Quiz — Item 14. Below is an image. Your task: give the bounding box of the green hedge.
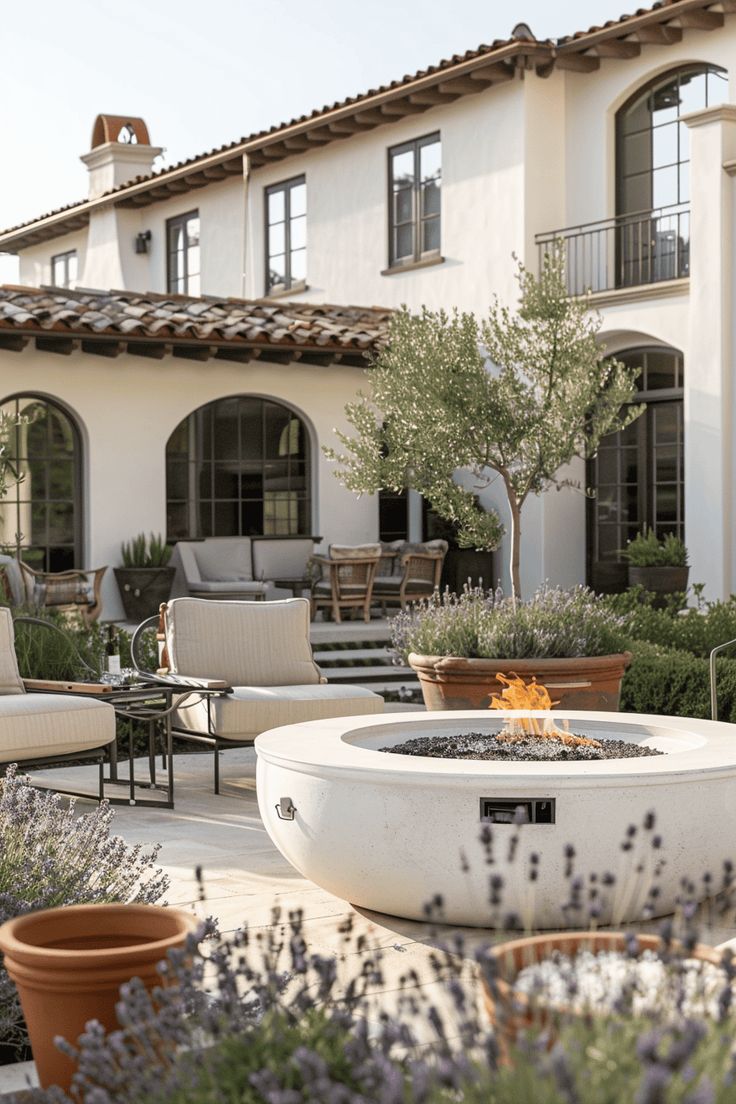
[621,648,736,723]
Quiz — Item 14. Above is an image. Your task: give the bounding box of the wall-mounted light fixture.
[134,230,152,255]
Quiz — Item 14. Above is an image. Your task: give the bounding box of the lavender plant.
[0,766,168,1057]
[392,585,628,663]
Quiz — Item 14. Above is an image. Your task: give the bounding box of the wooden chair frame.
[309,555,379,623]
[375,550,445,612]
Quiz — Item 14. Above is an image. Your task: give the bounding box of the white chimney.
[81,115,163,199]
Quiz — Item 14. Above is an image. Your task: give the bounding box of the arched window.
[166,396,311,540]
[0,395,83,572]
[588,347,684,592]
[616,64,726,285]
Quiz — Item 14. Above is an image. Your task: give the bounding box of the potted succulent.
[392,585,631,711]
[114,533,174,622]
[624,528,689,599]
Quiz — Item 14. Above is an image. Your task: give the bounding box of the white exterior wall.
[19,228,88,288]
[11,20,736,600]
[0,348,375,619]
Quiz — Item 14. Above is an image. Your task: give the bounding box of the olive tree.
[326,249,644,599]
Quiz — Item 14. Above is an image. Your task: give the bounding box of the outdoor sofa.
[170,537,317,601]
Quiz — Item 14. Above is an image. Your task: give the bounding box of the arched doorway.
[616,63,726,286]
[166,395,312,540]
[0,395,83,571]
[588,346,684,592]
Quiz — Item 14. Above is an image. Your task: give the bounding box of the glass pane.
[707,68,728,105]
[394,186,413,224]
[290,182,306,218]
[269,222,286,256]
[653,403,678,445]
[213,468,239,497]
[644,351,677,390]
[652,122,678,169]
[48,503,73,544]
[420,139,441,183]
[214,501,240,536]
[198,463,213,497]
[166,462,189,499]
[678,120,689,162]
[422,217,440,253]
[622,448,638,484]
[186,216,200,248]
[169,224,185,253]
[654,484,678,524]
[391,149,414,187]
[678,70,708,115]
[422,180,441,217]
[396,224,413,260]
[166,502,188,540]
[620,172,651,215]
[290,214,306,251]
[240,400,263,459]
[596,448,618,484]
[187,272,200,296]
[620,131,651,179]
[268,189,285,224]
[268,255,286,289]
[621,90,650,135]
[654,444,678,484]
[48,460,73,499]
[652,165,678,208]
[67,253,78,284]
[264,402,291,458]
[651,77,679,125]
[213,399,240,459]
[290,248,307,282]
[679,161,689,205]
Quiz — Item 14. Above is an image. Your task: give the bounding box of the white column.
[684,105,736,599]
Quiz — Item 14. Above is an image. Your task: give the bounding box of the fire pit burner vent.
[480,797,556,824]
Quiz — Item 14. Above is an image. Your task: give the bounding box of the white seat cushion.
[0,694,116,762]
[191,580,266,594]
[174,683,383,740]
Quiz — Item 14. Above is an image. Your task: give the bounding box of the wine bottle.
[106,625,121,675]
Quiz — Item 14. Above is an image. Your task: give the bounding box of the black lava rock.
[380,731,664,762]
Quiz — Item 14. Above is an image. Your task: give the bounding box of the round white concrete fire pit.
[255,711,736,929]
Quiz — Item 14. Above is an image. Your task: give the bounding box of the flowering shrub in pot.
[392,585,632,711]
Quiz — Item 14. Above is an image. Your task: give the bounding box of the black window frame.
[587,346,684,593]
[50,250,78,289]
[264,175,307,295]
[166,209,201,295]
[166,395,312,541]
[387,132,441,269]
[0,393,83,573]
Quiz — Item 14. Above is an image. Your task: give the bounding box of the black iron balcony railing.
[536,203,690,297]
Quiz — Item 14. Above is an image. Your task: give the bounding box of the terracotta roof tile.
[0,286,390,357]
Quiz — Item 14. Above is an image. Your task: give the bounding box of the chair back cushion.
[0,609,26,695]
[0,556,32,605]
[329,544,382,560]
[252,538,315,582]
[164,597,321,687]
[193,539,253,582]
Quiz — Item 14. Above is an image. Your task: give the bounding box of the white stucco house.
[0,0,735,616]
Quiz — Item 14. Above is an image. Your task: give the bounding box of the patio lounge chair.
[310,544,381,623]
[0,554,107,625]
[0,608,116,797]
[373,540,448,612]
[151,597,383,793]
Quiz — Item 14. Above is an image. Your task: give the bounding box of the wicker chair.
[310,544,381,623]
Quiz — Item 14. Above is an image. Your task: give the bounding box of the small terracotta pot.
[483,930,720,1058]
[408,653,632,712]
[0,903,198,1091]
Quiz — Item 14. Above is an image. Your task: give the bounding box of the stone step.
[313,647,394,664]
[320,664,415,681]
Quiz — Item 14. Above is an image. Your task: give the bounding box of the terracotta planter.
[628,565,689,597]
[483,930,720,1056]
[114,566,175,622]
[408,652,632,712]
[0,903,197,1091]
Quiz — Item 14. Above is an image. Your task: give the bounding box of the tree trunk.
[507,491,522,603]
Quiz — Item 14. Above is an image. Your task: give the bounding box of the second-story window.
[388,133,441,268]
[265,177,306,294]
[51,250,78,289]
[167,210,200,295]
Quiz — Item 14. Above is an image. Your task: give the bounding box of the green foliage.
[622,647,736,723]
[121,533,172,569]
[606,586,736,660]
[5,609,157,681]
[624,528,689,567]
[327,247,643,596]
[391,585,629,662]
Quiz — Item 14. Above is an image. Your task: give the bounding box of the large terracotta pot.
[483,930,720,1057]
[0,903,198,1091]
[408,653,632,712]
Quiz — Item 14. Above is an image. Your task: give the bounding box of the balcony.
[536,204,690,298]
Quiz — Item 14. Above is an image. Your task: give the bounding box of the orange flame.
[489,673,601,749]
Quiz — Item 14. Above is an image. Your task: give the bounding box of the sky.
[0,0,628,283]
